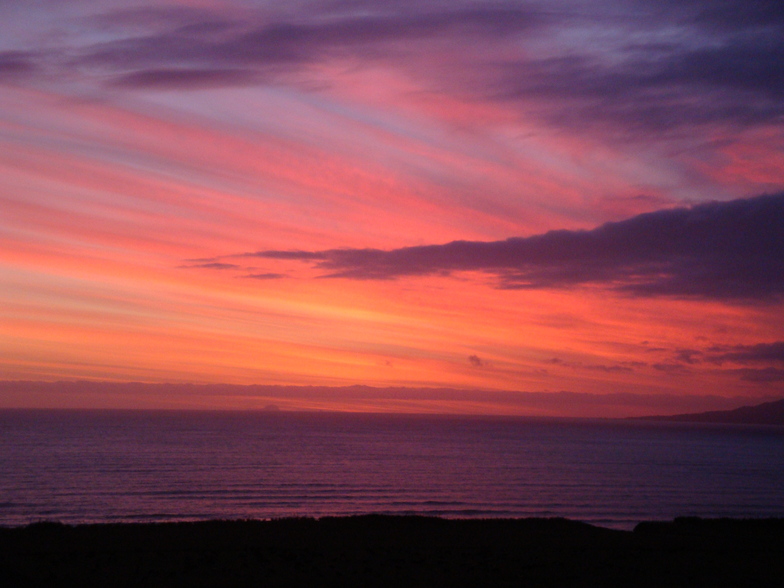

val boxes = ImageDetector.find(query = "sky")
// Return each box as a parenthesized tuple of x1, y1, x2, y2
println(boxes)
(1, 0, 783, 416)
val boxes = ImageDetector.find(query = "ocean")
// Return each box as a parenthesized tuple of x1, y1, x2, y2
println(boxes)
(1, 410, 783, 529)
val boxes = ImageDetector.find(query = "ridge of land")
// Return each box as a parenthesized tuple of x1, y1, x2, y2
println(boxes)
(633, 397, 784, 425)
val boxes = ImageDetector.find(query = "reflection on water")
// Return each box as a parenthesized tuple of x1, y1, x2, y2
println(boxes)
(1, 410, 783, 529)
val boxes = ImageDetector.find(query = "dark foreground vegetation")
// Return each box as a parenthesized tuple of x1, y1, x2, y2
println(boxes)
(2, 516, 783, 587)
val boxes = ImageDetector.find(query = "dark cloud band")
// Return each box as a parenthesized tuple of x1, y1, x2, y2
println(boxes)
(241, 193, 784, 301)
(11, 1, 779, 133)
(711, 342, 784, 364)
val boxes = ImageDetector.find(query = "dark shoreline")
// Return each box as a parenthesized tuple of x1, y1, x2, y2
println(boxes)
(2, 516, 783, 587)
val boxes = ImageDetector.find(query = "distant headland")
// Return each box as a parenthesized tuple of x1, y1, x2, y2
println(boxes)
(631, 398, 784, 426)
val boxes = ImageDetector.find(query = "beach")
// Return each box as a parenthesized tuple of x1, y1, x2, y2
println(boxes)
(2, 516, 783, 587)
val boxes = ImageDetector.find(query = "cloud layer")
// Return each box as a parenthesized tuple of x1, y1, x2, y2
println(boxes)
(3, 1, 783, 404)
(236, 193, 784, 301)
(0, 381, 770, 417)
(5, 0, 784, 135)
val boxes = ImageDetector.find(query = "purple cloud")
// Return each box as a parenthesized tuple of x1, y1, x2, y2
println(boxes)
(711, 342, 784, 365)
(248, 251, 329, 261)
(545, 357, 640, 373)
(6, 1, 783, 134)
(0, 51, 38, 79)
(185, 262, 242, 270)
(468, 354, 484, 367)
(111, 68, 261, 89)
(737, 368, 784, 383)
(82, 6, 541, 71)
(673, 349, 702, 365)
(237, 193, 784, 301)
(648, 341, 784, 384)
(86, 6, 223, 31)
(500, 37, 784, 131)
(244, 273, 287, 280)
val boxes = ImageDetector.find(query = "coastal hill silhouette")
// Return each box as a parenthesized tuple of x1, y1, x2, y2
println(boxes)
(632, 397, 784, 426)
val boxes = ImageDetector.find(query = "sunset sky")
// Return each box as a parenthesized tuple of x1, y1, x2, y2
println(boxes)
(1, 0, 783, 415)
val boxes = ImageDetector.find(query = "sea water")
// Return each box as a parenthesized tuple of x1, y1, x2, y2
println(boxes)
(1, 410, 783, 529)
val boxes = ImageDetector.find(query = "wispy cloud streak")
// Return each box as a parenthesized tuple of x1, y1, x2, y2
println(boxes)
(5, 1, 784, 134)
(711, 342, 784, 365)
(0, 381, 770, 417)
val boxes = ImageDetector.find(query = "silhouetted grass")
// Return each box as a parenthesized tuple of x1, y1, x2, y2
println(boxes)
(1, 516, 783, 587)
